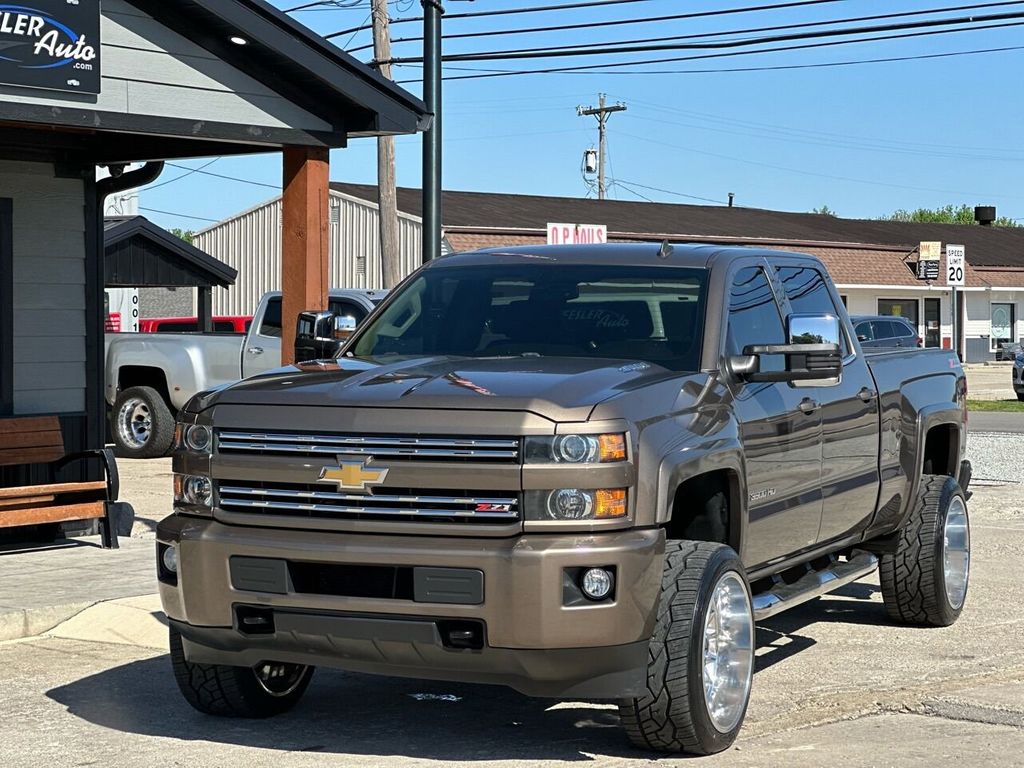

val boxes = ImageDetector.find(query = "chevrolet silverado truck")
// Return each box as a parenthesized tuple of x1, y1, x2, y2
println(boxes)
(104, 288, 385, 458)
(158, 244, 971, 756)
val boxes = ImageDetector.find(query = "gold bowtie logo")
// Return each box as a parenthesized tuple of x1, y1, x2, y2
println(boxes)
(318, 460, 389, 493)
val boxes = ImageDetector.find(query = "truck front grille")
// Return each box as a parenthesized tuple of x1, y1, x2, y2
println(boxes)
(217, 431, 520, 463)
(217, 482, 520, 523)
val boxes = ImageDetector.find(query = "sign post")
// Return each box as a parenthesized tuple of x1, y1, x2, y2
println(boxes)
(946, 244, 966, 359)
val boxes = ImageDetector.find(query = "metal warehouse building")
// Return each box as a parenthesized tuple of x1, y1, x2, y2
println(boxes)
(194, 185, 1024, 362)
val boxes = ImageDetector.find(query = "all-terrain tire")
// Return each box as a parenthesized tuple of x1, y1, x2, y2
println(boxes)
(169, 626, 314, 718)
(880, 474, 970, 627)
(619, 541, 754, 755)
(111, 386, 175, 459)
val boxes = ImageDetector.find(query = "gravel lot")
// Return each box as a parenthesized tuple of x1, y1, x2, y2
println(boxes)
(967, 432, 1023, 486)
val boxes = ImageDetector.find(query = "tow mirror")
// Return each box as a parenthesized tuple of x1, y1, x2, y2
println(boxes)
(294, 311, 357, 363)
(729, 313, 842, 383)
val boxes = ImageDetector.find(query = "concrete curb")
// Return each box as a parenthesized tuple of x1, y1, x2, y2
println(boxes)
(0, 602, 95, 643)
(47, 594, 167, 650)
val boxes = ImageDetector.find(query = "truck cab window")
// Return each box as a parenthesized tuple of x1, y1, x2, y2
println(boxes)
(260, 298, 367, 339)
(775, 265, 849, 357)
(726, 266, 786, 372)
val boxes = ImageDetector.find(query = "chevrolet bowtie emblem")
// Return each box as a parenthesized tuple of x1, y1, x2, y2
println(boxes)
(317, 459, 389, 493)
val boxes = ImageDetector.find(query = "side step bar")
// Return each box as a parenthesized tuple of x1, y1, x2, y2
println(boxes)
(752, 550, 879, 621)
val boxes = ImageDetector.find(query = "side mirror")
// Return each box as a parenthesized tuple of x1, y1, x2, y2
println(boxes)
(729, 313, 842, 383)
(294, 311, 357, 363)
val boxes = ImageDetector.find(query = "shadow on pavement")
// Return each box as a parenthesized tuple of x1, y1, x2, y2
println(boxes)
(48, 658, 651, 761)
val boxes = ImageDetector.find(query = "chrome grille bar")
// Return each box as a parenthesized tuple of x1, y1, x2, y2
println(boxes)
(217, 484, 520, 522)
(217, 431, 520, 460)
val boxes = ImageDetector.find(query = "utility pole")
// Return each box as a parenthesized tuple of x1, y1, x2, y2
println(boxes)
(422, 0, 444, 263)
(371, 0, 401, 288)
(577, 94, 626, 200)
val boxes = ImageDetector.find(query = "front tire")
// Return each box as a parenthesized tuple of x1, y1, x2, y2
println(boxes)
(111, 386, 174, 458)
(169, 626, 314, 718)
(880, 474, 970, 627)
(619, 541, 754, 755)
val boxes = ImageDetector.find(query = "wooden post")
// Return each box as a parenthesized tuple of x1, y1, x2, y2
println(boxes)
(196, 286, 213, 333)
(281, 146, 330, 365)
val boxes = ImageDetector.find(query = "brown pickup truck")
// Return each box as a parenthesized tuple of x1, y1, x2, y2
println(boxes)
(158, 244, 971, 755)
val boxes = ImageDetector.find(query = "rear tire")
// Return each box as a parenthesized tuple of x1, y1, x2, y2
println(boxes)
(880, 474, 970, 627)
(111, 386, 174, 459)
(619, 541, 754, 755)
(169, 626, 314, 718)
(1017, 392, 1024, 402)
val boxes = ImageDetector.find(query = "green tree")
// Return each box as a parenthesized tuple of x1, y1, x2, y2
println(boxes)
(881, 204, 1018, 227)
(169, 227, 196, 244)
(811, 205, 837, 216)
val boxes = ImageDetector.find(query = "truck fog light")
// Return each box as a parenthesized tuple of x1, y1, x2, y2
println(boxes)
(184, 424, 212, 453)
(162, 545, 178, 574)
(547, 489, 594, 520)
(581, 568, 614, 601)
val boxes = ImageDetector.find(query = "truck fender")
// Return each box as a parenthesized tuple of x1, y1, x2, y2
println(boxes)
(656, 441, 747, 551)
(904, 402, 964, 503)
(105, 339, 203, 411)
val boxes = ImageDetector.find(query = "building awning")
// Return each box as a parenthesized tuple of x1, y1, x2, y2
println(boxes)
(104, 216, 237, 288)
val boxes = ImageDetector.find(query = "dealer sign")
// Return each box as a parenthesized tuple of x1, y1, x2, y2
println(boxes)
(0, 1, 100, 94)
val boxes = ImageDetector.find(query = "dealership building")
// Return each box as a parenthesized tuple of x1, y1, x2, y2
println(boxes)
(195, 185, 1024, 362)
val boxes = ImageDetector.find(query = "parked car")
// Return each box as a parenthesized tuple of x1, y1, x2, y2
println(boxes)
(105, 289, 386, 458)
(851, 314, 922, 349)
(139, 316, 253, 334)
(159, 244, 970, 756)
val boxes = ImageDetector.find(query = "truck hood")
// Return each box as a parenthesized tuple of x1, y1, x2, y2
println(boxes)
(201, 356, 680, 421)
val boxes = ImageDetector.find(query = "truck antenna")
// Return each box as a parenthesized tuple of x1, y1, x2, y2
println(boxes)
(657, 240, 674, 260)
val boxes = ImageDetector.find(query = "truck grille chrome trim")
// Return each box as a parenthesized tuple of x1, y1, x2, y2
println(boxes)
(216, 432, 520, 461)
(217, 484, 520, 521)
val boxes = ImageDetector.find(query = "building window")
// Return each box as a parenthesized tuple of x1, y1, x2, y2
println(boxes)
(878, 298, 919, 332)
(991, 303, 1015, 352)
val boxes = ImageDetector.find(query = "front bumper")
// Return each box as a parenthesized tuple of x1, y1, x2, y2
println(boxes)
(157, 515, 664, 698)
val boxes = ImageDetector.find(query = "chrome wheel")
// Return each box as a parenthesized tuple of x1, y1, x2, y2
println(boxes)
(117, 397, 151, 449)
(701, 571, 755, 734)
(942, 496, 970, 610)
(253, 662, 309, 697)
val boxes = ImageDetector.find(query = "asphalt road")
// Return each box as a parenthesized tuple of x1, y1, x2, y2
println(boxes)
(970, 411, 1024, 434)
(2, 483, 1023, 768)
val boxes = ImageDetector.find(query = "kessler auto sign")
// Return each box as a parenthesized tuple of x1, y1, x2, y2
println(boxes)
(0, 1, 100, 94)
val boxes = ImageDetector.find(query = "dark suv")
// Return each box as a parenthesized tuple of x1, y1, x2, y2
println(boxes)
(851, 315, 922, 349)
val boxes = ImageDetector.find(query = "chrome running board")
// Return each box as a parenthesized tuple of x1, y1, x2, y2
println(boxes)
(752, 550, 879, 621)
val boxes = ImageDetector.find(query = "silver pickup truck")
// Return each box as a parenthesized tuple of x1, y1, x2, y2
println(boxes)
(105, 289, 384, 458)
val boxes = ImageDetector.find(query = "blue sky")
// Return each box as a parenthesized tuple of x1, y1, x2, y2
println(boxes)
(140, 0, 1024, 232)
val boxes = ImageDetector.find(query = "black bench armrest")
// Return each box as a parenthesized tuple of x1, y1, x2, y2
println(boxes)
(54, 448, 120, 501)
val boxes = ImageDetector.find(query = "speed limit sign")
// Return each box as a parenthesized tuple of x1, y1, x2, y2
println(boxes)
(946, 244, 965, 286)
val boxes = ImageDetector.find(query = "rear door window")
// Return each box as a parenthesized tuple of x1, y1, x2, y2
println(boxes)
(871, 320, 897, 341)
(775, 265, 849, 357)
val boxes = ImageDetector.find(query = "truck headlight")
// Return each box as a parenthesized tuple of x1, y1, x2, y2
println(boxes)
(526, 488, 627, 520)
(174, 474, 213, 507)
(175, 422, 212, 455)
(525, 434, 626, 464)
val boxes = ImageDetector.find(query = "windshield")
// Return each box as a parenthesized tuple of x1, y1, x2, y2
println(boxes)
(350, 264, 707, 372)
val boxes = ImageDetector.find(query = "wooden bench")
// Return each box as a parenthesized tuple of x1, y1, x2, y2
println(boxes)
(0, 416, 120, 548)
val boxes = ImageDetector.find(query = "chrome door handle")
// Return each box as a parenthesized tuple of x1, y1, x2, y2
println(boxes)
(858, 387, 876, 402)
(247, 347, 264, 355)
(798, 398, 820, 415)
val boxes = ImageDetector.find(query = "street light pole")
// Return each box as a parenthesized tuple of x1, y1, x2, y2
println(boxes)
(422, 0, 443, 263)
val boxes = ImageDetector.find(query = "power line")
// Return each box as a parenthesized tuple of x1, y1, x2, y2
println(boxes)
(415, 18, 1024, 80)
(326, 0, 848, 40)
(365, 0, 1022, 53)
(139, 207, 220, 223)
(141, 158, 220, 192)
(612, 178, 727, 205)
(615, 130, 1024, 201)
(163, 162, 280, 190)
(388, 8, 1024, 63)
